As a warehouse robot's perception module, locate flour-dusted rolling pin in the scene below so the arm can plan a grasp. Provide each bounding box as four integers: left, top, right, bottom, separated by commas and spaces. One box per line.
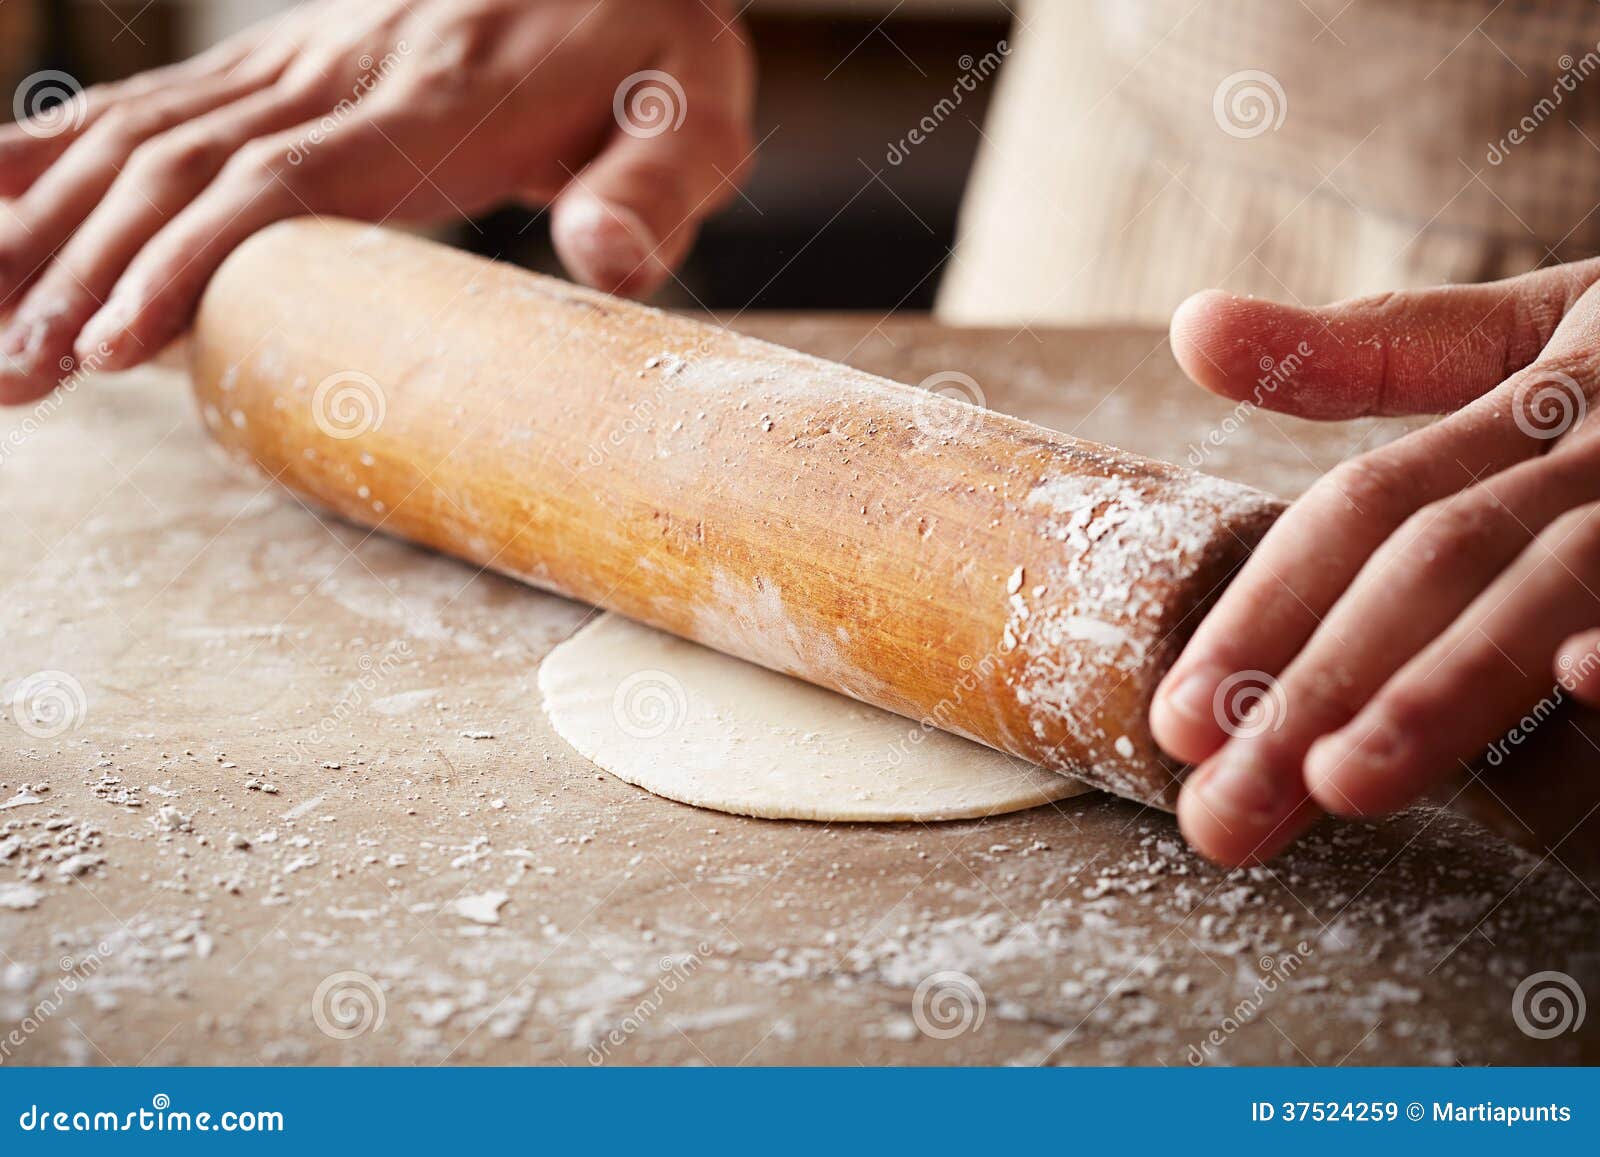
188, 219, 1284, 809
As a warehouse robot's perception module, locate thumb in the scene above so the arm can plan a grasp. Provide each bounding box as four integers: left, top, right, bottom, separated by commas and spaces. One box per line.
550, 105, 751, 299
1169, 260, 1600, 420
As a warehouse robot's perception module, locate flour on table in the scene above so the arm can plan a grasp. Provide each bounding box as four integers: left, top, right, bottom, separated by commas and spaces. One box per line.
537, 615, 1090, 822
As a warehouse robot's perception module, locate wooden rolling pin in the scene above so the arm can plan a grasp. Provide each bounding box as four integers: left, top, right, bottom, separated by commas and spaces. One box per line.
189, 218, 1285, 809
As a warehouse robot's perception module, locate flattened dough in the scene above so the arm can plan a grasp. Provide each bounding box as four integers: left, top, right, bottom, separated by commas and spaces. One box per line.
537, 614, 1090, 822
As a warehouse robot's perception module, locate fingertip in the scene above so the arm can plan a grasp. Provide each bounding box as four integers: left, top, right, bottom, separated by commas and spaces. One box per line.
76, 300, 135, 367
550, 190, 670, 298
0, 377, 54, 406
1169, 289, 1250, 398
1556, 630, 1600, 706
1304, 720, 1411, 817
1150, 662, 1231, 764
1170, 289, 1324, 406
1177, 750, 1319, 866
1303, 734, 1367, 816
1177, 766, 1261, 867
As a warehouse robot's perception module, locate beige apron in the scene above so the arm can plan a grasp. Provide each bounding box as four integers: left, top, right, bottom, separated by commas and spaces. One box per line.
941, 0, 1600, 325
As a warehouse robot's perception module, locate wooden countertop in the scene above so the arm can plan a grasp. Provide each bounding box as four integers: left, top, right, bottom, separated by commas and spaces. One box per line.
1, 316, 1594, 1066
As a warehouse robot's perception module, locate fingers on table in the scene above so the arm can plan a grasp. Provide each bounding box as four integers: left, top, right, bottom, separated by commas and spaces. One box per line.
0, 30, 279, 198
0, 86, 327, 403
77, 101, 429, 375
1166, 328, 1600, 864
1167, 260, 1600, 420
1151, 406, 1538, 765
1306, 498, 1600, 815
0, 70, 283, 288
1176, 440, 1600, 864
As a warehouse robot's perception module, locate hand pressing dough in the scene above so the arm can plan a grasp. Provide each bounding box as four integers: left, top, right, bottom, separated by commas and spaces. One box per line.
538, 614, 1091, 822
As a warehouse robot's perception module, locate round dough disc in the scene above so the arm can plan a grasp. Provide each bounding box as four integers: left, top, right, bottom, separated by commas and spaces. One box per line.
537, 614, 1090, 822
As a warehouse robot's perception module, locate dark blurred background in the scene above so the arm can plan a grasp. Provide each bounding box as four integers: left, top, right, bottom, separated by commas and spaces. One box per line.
1, 0, 1014, 311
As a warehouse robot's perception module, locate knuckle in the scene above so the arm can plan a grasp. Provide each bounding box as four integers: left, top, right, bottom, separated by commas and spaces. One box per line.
1540, 502, 1600, 565
222, 139, 290, 186
432, 14, 502, 75
1315, 454, 1419, 524
1368, 684, 1439, 736
125, 130, 226, 185
85, 104, 157, 150
1284, 671, 1366, 730
1386, 496, 1506, 581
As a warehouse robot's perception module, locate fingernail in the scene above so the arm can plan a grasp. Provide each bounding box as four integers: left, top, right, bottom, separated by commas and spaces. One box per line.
1307, 719, 1403, 799
77, 299, 131, 360
1192, 751, 1282, 823
0, 316, 43, 375
563, 195, 659, 287
1163, 666, 1222, 724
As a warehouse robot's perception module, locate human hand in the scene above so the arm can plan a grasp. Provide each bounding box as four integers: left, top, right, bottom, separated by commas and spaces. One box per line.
1151, 262, 1600, 865
0, 0, 754, 404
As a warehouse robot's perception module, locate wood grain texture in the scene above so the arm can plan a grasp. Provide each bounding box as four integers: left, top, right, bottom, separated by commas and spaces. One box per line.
189, 219, 1284, 807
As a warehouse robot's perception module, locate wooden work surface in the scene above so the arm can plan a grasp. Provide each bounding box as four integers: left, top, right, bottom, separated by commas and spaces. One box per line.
3, 316, 1596, 1066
